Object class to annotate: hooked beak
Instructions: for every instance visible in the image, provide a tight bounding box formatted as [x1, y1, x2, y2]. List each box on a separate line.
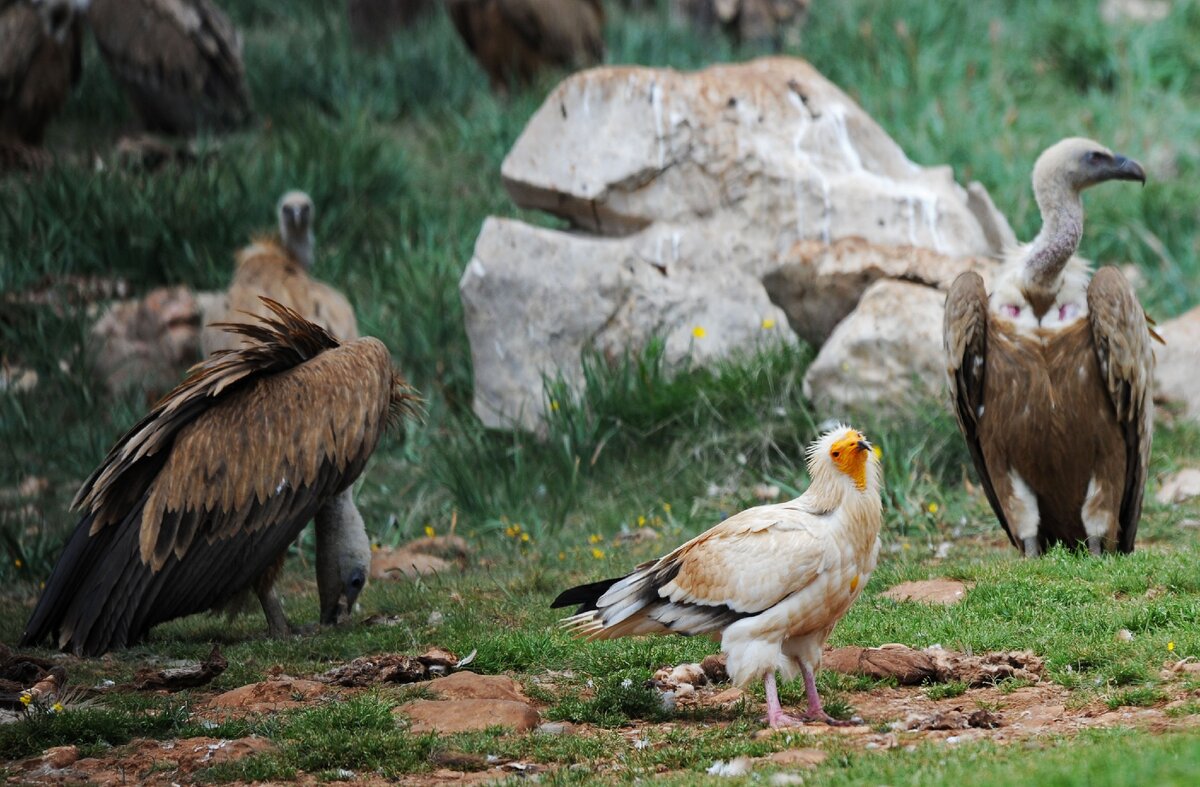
[1108, 154, 1146, 185]
[855, 440, 871, 453]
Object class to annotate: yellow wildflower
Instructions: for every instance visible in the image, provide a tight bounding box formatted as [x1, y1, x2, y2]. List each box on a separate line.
[761, 318, 776, 330]
[14, 558, 22, 568]
[558, 552, 566, 561]
[637, 515, 647, 527]
[19, 692, 32, 706]
[424, 525, 435, 538]
[371, 543, 380, 553]
[550, 400, 560, 412]
[588, 533, 603, 544]
[591, 548, 605, 559]
[1169, 641, 1176, 652]
[927, 502, 939, 514]
[520, 532, 530, 543]
[662, 503, 672, 514]
[902, 542, 911, 552]
[872, 445, 883, 460]
[692, 326, 706, 339]
[51, 703, 64, 713]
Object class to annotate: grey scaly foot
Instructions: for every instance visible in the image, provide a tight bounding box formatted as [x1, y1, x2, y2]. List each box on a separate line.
[1086, 535, 1104, 556]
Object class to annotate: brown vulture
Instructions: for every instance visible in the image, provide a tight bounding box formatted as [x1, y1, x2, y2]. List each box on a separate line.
[0, 0, 82, 145]
[944, 137, 1154, 557]
[21, 300, 420, 656]
[202, 191, 357, 356]
[445, 0, 605, 94]
[84, 0, 251, 135]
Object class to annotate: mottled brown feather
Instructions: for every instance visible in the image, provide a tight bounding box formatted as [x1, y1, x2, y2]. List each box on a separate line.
[447, 0, 604, 92]
[0, 0, 81, 145]
[86, 0, 250, 134]
[202, 238, 358, 355]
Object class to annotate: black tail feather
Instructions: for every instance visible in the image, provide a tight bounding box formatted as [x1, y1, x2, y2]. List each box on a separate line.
[550, 576, 622, 613]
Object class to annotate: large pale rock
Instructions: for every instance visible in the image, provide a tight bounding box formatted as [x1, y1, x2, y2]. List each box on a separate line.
[1154, 305, 1200, 420]
[89, 287, 226, 397]
[461, 217, 790, 431]
[468, 57, 1012, 430]
[803, 279, 946, 413]
[764, 238, 996, 345]
[501, 58, 1005, 257]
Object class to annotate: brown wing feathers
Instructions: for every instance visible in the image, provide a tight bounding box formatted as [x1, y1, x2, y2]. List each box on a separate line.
[1087, 267, 1154, 552]
[22, 300, 409, 655]
[944, 272, 1018, 549]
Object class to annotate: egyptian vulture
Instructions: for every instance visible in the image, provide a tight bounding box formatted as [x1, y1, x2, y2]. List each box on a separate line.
[0, 0, 82, 145]
[553, 426, 882, 727]
[21, 300, 420, 656]
[944, 137, 1153, 557]
[84, 0, 251, 135]
[202, 191, 357, 356]
[446, 0, 605, 94]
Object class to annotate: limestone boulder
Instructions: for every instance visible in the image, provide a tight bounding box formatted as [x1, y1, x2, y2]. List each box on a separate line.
[89, 287, 226, 398]
[764, 238, 997, 346]
[461, 217, 791, 431]
[502, 58, 1006, 257]
[466, 57, 1012, 430]
[1154, 304, 1200, 420]
[802, 279, 947, 413]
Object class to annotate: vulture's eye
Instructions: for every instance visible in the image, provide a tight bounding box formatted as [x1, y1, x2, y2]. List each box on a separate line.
[1086, 151, 1111, 165]
[831, 450, 841, 459]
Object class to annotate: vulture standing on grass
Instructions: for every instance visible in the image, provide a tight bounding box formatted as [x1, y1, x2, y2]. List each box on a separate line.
[944, 137, 1154, 557]
[84, 0, 250, 135]
[21, 301, 420, 656]
[202, 191, 357, 356]
[445, 0, 605, 94]
[554, 426, 882, 728]
[0, 0, 82, 145]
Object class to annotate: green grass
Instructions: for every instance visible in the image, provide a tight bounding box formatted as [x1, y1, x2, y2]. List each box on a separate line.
[4, 0, 1200, 783]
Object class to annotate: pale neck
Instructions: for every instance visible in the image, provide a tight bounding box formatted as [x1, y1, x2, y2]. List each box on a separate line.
[314, 488, 362, 611]
[1024, 182, 1083, 293]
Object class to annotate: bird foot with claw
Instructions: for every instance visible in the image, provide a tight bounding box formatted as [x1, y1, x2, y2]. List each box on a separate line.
[761, 712, 809, 728]
[800, 710, 858, 727]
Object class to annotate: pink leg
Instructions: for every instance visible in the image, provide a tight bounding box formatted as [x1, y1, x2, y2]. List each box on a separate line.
[761, 671, 805, 728]
[799, 663, 855, 726]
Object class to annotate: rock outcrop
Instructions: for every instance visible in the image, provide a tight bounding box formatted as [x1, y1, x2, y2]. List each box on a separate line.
[464, 57, 1010, 430]
[1154, 304, 1200, 420]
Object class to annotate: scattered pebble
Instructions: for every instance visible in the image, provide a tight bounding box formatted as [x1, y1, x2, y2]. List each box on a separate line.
[708, 757, 752, 777]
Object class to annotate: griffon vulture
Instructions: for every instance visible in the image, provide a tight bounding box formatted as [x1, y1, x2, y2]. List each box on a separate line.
[446, 0, 605, 94]
[0, 0, 82, 145]
[84, 0, 251, 135]
[202, 191, 357, 356]
[21, 300, 420, 656]
[944, 137, 1153, 557]
[554, 426, 882, 727]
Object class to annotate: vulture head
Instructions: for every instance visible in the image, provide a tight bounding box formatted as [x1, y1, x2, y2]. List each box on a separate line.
[316, 489, 373, 627]
[32, 0, 76, 42]
[1033, 137, 1146, 199]
[807, 425, 879, 496]
[277, 190, 315, 269]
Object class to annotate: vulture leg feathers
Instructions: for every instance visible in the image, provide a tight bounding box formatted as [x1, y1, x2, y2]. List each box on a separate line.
[21, 300, 419, 655]
[554, 426, 883, 728]
[944, 137, 1154, 556]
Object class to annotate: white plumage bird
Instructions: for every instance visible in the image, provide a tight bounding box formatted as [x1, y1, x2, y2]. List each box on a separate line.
[552, 425, 883, 727]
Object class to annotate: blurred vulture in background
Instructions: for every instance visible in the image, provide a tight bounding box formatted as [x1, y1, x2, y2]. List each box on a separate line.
[446, 0, 605, 93]
[673, 0, 811, 48]
[202, 191, 357, 356]
[346, 0, 436, 50]
[944, 137, 1154, 558]
[22, 301, 421, 656]
[84, 0, 251, 135]
[0, 0, 82, 149]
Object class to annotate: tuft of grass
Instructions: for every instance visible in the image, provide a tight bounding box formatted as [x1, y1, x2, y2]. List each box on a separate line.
[924, 680, 969, 701]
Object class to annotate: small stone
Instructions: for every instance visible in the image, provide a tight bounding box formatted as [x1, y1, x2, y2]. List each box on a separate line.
[1116, 629, 1135, 642]
[43, 745, 79, 769]
[1156, 468, 1200, 505]
[396, 699, 540, 734]
[537, 721, 575, 735]
[882, 579, 969, 605]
